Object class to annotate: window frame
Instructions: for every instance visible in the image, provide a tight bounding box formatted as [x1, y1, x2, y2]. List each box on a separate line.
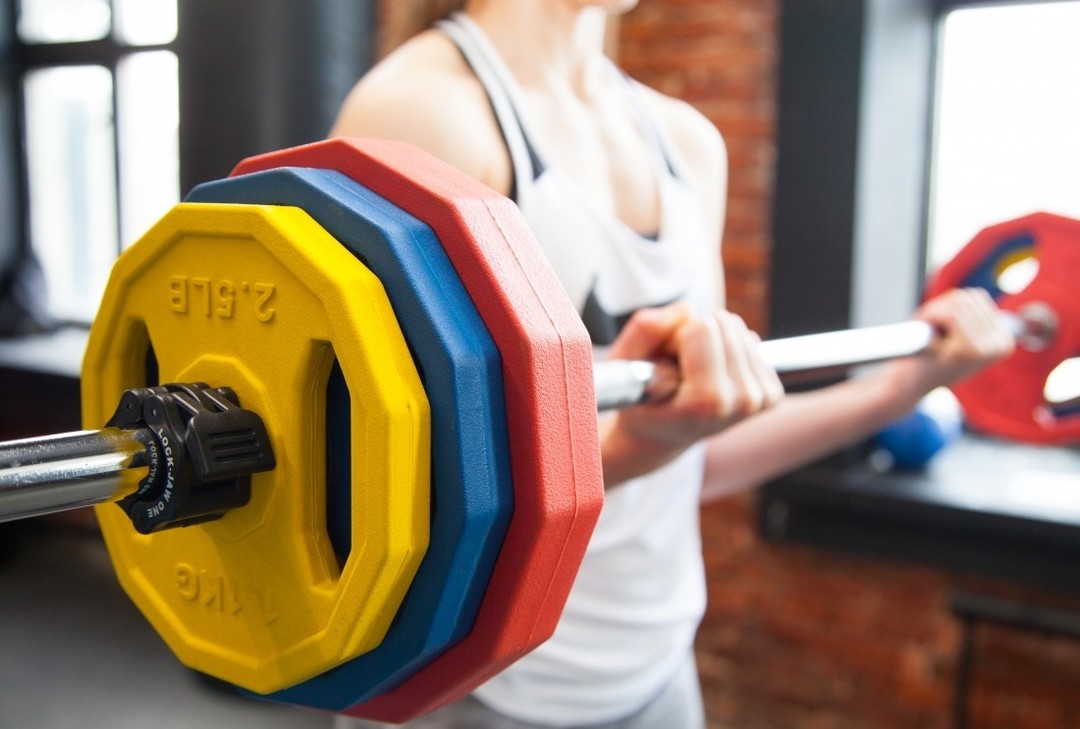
[769, 0, 1074, 339]
[9, 0, 177, 325]
[1, 1, 28, 285]
[0, 0, 379, 329]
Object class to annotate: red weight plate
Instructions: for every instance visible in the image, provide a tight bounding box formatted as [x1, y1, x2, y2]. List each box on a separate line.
[233, 138, 604, 721]
[926, 212, 1080, 443]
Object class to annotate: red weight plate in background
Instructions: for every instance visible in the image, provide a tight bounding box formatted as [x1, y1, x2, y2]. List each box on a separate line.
[925, 212, 1080, 444]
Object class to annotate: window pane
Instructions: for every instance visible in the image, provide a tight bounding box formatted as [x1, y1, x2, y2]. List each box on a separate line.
[17, 0, 111, 43]
[117, 52, 180, 248]
[928, 1, 1080, 268]
[23, 66, 118, 323]
[114, 0, 178, 45]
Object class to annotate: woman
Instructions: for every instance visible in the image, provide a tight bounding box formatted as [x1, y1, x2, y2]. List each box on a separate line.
[331, 2, 1012, 726]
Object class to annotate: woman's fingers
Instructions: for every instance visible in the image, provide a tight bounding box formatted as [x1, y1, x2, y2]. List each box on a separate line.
[909, 287, 1015, 389]
[608, 302, 692, 362]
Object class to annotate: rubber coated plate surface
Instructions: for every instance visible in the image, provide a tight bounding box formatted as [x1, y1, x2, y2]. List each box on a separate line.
[233, 139, 604, 721]
[186, 167, 513, 708]
[83, 203, 430, 693]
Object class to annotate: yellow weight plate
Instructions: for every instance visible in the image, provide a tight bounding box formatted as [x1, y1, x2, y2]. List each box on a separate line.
[82, 203, 430, 693]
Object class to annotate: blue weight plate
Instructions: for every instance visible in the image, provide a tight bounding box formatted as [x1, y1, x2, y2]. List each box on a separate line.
[186, 168, 513, 710]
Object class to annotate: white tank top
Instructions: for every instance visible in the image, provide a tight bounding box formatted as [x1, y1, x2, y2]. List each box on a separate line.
[440, 14, 717, 725]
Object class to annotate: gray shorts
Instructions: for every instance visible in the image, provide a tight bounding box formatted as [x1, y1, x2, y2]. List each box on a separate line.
[332, 651, 705, 729]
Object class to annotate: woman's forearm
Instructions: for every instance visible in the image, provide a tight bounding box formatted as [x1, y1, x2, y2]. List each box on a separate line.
[700, 364, 928, 501]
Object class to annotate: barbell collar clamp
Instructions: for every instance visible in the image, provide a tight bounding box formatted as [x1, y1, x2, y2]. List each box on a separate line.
[106, 383, 275, 533]
[0, 383, 275, 531]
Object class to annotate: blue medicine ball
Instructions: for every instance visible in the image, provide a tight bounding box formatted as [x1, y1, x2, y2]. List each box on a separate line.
[874, 388, 963, 469]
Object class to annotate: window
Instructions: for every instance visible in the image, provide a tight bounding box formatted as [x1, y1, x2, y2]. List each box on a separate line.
[18, 0, 179, 323]
[928, 0, 1080, 266]
[928, 0, 1080, 404]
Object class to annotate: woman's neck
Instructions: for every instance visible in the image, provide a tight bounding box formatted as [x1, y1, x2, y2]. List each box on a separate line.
[463, 0, 610, 97]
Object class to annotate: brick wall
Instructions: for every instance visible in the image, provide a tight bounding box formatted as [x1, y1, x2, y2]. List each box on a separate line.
[618, 3, 1080, 728]
[696, 493, 1080, 728]
[618, 0, 777, 334]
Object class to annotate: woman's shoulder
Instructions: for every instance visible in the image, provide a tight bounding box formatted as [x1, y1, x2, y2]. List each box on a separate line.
[636, 84, 726, 183]
[330, 30, 509, 187]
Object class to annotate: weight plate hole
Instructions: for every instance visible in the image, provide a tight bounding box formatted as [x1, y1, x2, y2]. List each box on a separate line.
[325, 353, 351, 566]
[1046, 357, 1080, 411]
[144, 340, 159, 387]
[996, 256, 1039, 295]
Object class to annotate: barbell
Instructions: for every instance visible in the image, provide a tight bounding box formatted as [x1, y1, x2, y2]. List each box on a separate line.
[0, 138, 1074, 721]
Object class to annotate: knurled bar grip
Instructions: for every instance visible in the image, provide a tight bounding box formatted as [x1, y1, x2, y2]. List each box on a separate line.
[594, 319, 939, 411]
[593, 312, 1031, 411]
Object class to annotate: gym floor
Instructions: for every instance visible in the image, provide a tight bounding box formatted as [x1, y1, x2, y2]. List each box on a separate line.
[0, 517, 334, 729]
